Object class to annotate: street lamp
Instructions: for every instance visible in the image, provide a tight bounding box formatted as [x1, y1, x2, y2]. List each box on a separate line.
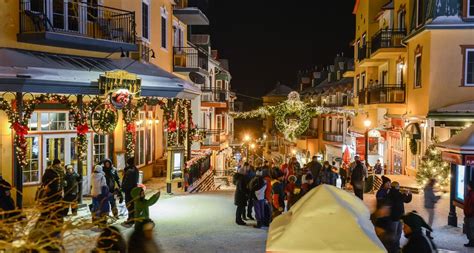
[243, 134, 251, 142]
[363, 119, 372, 163]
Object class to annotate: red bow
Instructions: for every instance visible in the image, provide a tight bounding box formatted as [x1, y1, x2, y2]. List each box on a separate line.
[168, 120, 177, 132]
[12, 122, 28, 137]
[126, 123, 136, 133]
[77, 123, 89, 135]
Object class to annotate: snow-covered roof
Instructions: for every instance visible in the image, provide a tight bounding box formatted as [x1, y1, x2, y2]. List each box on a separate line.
[434, 100, 474, 113]
[437, 125, 474, 152]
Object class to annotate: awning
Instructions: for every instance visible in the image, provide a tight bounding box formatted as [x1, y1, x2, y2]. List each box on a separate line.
[428, 100, 474, 120]
[437, 125, 474, 153]
[0, 48, 200, 98]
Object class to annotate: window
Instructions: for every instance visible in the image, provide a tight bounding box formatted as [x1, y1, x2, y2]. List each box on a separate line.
[416, 0, 424, 27]
[216, 115, 223, 130]
[146, 111, 154, 164]
[93, 134, 107, 165]
[356, 39, 361, 59]
[356, 75, 360, 93]
[396, 62, 404, 84]
[398, 11, 406, 30]
[361, 72, 366, 90]
[40, 112, 68, 131]
[142, 1, 149, 40]
[24, 136, 40, 184]
[414, 53, 422, 88]
[469, 0, 474, 17]
[173, 23, 184, 48]
[135, 112, 146, 166]
[161, 7, 168, 49]
[464, 49, 474, 86]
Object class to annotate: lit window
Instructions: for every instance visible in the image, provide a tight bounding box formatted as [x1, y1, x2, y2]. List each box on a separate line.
[24, 136, 40, 184]
[40, 112, 68, 131]
[93, 134, 107, 165]
[135, 112, 146, 166]
[146, 111, 154, 164]
[465, 49, 474, 86]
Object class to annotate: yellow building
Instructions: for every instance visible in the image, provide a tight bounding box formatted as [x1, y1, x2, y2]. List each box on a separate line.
[0, 0, 207, 206]
[352, 0, 474, 176]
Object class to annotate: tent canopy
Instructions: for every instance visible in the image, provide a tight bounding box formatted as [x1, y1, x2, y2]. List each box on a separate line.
[266, 184, 385, 253]
[437, 125, 474, 153]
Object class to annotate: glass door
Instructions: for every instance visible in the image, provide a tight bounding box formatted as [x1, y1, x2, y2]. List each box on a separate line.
[43, 135, 66, 169]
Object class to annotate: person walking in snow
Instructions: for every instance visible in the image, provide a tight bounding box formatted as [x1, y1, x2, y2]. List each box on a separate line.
[271, 170, 285, 219]
[122, 157, 139, 225]
[386, 181, 412, 249]
[102, 159, 121, 218]
[63, 164, 81, 216]
[233, 171, 248, 226]
[423, 178, 441, 239]
[401, 211, 437, 253]
[249, 170, 267, 228]
[91, 165, 109, 224]
[131, 187, 160, 226]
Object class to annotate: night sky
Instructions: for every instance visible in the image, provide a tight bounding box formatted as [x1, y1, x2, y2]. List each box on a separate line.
[195, 1, 356, 100]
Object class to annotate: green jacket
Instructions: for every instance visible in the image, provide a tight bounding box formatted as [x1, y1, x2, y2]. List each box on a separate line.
[130, 187, 160, 223]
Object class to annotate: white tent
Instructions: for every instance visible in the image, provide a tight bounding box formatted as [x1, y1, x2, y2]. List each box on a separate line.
[266, 184, 386, 253]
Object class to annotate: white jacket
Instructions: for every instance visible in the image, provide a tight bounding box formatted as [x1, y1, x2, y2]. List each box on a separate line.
[255, 184, 267, 201]
[91, 165, 107, 197]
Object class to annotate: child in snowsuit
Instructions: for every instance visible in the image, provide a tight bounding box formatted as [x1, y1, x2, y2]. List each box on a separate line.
[130, 187, 160, 226]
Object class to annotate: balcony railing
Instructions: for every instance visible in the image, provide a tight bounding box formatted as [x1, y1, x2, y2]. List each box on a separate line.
[358, 84, 406, 104]
[201, 88, 231, 103]
[202, 129, 225, 146]
[323, 132, 344, 142]
[173, 45, 209, 73]
[19, 1, 136, 51]
[371, 29, 407, 53]
[303, 128, 318, 138]
[357, 44, 369, 61]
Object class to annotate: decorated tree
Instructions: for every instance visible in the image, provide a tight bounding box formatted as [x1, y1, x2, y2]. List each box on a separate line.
[416, 141, 450, 188]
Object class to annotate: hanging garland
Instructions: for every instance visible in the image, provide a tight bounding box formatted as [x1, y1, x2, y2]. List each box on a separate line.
[122, 98, 147, 158]
[231, 91, 356, 141]
[0, 94, 49, 169]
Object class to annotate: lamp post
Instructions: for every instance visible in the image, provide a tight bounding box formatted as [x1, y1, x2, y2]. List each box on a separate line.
[250, 143, 256, 164]
[243, 134, 251, 161]
[364, 119, 372, 164]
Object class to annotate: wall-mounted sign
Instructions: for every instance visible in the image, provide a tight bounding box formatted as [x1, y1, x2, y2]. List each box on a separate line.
[442, 152, 463, 165]
[98, 70, 141, 97]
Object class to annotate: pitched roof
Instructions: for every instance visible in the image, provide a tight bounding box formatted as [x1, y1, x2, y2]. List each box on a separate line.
[264, 83, 294, 97]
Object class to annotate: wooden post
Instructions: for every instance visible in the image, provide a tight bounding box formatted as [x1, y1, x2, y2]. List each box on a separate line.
[14, 92, 23, 208]
[77, 95, 83, 204]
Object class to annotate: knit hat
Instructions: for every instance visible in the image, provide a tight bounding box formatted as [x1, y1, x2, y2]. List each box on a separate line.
[401, 211, 432, 233]
[381, 176, 391, 185]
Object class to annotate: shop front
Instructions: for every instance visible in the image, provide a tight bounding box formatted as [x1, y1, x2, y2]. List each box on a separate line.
[437, 125, 474, 226]
[0, 48, 200, 207]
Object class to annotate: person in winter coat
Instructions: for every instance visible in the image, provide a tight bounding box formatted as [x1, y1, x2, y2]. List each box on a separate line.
[376, 176, 391, 208]
[371, 201, 397, 253]
[63, 165, 81, 216]
[339, 163, 348, 189]
[262, 168, 272, 227]
[91, 165, 109, 223]
[122, 157, 139, 225]
[92, 226, 126, 253]
[250, 170, 267, 228]
[0, 175, 16, 220]
[245, 166, 256, 220]
[233, 172, 248, 225]
[301, 173, 315, 195]
[271, 170, 285, 219]
[423, 178, 441, 239]
[102, 159, 121, 218]
[401, 211, 437, 253]
[319, 161, 337, 186]
[40, 159, 66, 221]
[386, 181, 412, 249]
[128, 219, 161, 253]
[374, 159, 383, 174]
[464, 181, 474, 247]
[131, 187, 160, 225]
[285, 175, 300, 210]
[306, 156, 322, 186]
[349, 156, 368, 200]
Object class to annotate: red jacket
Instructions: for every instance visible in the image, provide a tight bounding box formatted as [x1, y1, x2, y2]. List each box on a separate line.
[264, 176, 272, 202]
[465, 189, 474, 217]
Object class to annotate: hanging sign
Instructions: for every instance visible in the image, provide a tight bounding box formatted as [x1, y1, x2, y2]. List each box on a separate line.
[98, 70, 141, 97]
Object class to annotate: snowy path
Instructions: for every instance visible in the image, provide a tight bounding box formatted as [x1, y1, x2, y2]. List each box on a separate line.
[145, 190, 267, 253]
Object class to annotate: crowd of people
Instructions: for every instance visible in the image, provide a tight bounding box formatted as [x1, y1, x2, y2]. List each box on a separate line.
[233, 155, 363, 227]
[0, 156, 161, 252]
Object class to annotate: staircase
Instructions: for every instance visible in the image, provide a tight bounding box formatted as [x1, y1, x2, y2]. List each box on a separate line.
[187, 169, 218, 193]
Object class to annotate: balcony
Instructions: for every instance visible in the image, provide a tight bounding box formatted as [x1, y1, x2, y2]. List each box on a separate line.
[202, 129, 224, 146]
[173, 0, 209, 25]
[371, 29, 407, 56]
[357, 44, 369, 61]
[201, 88, 231, 103]
[358, 84, 406, 105]
[302, 128, 318, 139]
[323, 132, 343, 143]
[18, 2, 136, 52]
[173, 45, 209, 74]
